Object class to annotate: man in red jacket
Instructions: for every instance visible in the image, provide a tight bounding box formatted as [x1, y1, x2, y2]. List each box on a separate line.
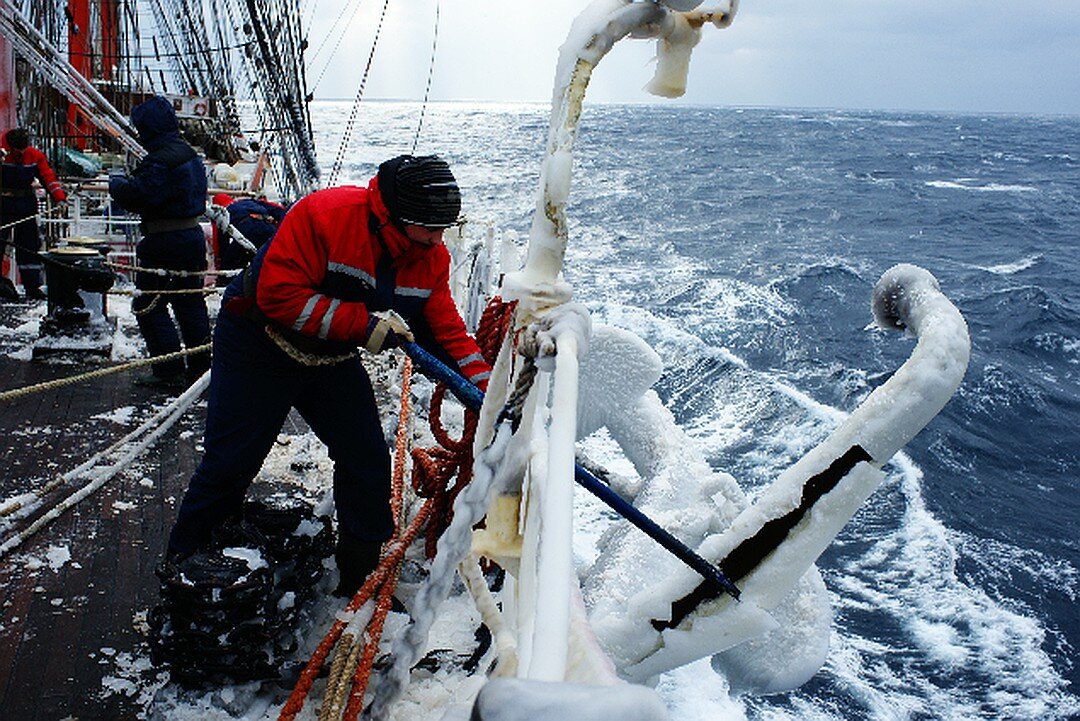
[1, 128, 67, 300]
[166, 155, 491, 597]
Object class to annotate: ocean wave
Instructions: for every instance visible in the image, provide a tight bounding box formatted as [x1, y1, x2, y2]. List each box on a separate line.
[822, 457, 1080, 720]
[925, 179, 1038, 193]
[1033, 333, 1080, 364]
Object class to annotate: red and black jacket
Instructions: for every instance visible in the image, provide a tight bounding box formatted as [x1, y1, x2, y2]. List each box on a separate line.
[1, 132, 66, 218]
[228, 178, 490, 388]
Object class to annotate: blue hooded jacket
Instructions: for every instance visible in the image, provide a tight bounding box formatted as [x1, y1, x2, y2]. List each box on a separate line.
[109, 96, 208, 222]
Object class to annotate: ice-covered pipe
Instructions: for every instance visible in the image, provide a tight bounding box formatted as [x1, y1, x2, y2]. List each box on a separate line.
[618, 265, 971, 680]
[527, 333, 581, 680]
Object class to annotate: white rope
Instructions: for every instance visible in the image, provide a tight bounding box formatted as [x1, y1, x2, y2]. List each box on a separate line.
[0, 371, 211, 558]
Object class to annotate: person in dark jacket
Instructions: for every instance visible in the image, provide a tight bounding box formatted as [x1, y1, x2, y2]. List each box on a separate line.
[1, 128, 67, 301]
[207, 193, 286, 273]
[165, 155, 491, 598]
[109, 96, 210, 388]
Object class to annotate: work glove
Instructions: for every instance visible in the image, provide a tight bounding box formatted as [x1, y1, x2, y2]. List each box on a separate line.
[205, 203, 231, 235]
[364, 310, 414, 354]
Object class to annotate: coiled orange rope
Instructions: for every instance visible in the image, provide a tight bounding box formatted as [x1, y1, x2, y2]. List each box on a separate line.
[411, 297, 517, 557]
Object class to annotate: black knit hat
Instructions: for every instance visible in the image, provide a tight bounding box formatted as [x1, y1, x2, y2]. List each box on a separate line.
[6, 128, 29, 150]
[377, 155, 461, 228]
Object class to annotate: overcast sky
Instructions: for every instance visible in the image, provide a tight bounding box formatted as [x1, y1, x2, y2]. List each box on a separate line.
[304, 0, 1080, 116]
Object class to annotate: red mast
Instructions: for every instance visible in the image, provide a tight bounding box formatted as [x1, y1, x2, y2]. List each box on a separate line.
[0, 33, 14, 132]
[66, 0, 92, 148]
[67, 0, 120, 150]
[99, 0, 119, 83]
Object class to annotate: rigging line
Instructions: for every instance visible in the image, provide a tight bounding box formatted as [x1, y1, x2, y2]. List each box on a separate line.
[411, 0, 441, 154]
[328, 0, 390, 186]
[309, 0, 367, 94]
[306, 0, 362, 69]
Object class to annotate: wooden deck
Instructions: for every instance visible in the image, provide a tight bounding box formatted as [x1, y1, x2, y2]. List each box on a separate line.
[0, 300, 206, 720]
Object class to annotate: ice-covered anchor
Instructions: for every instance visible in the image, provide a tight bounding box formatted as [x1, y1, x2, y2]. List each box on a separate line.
[583, 264, 970, 690]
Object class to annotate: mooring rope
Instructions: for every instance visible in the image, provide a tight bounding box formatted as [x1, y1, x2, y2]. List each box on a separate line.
[0, 343, 211, 403]
[102, 259, 233, 278]
[110, 286, 223, 297]
[319, 357, 414, 721]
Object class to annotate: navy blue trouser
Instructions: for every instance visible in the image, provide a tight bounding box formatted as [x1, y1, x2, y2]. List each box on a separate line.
[167, 309, 394, 556]
[133, 228, 211, 378]
[1, 201, 44, 291]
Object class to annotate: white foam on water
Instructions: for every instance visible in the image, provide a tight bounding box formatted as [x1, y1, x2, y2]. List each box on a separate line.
[925, 179, 1038, 192]
[978, 254, 1042, 275]
[818, 455, 1080, 720]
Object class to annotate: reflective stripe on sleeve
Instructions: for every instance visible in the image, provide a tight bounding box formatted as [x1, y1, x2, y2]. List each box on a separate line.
[327, 261, 375, 287]
[395, 286, 432, 298]
[293, 294, 322, 331]
[457, 352, 485, 368]
[319, 298, 341, 339]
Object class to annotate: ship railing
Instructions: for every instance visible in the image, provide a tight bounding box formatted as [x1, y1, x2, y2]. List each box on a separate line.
[39, 183, 140, 282]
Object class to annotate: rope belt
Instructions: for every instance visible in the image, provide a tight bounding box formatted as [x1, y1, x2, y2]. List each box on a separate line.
[263, 324, 357, 366]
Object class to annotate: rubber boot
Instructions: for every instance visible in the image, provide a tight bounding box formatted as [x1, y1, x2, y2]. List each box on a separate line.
[333, 531, 383, 598]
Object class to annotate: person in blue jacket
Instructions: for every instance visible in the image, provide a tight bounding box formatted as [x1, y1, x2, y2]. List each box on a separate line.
[208, 193, 286, 274]
[110, 96, 211, 389]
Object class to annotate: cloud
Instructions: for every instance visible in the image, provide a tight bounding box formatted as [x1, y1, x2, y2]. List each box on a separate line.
[307, 0, 1080, 115]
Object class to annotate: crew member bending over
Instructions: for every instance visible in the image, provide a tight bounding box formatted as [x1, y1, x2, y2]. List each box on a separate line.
[166, 155, 491, 597]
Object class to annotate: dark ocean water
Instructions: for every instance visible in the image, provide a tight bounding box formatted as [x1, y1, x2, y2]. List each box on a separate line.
[314, 101, 1079, 720]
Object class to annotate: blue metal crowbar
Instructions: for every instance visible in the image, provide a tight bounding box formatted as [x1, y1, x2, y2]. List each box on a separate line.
[401, 340, 741, 601]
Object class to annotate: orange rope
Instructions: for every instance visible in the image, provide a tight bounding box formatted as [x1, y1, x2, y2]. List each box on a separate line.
[280, 359, 418, 721]
[342, 556, 404, 721]
[279, 299, 518, 721]
[411, 297, 517, 557]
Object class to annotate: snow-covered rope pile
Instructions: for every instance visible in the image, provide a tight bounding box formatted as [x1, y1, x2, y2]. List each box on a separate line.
[0, 370, 210, 557]
[0, 343, 211, 403]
